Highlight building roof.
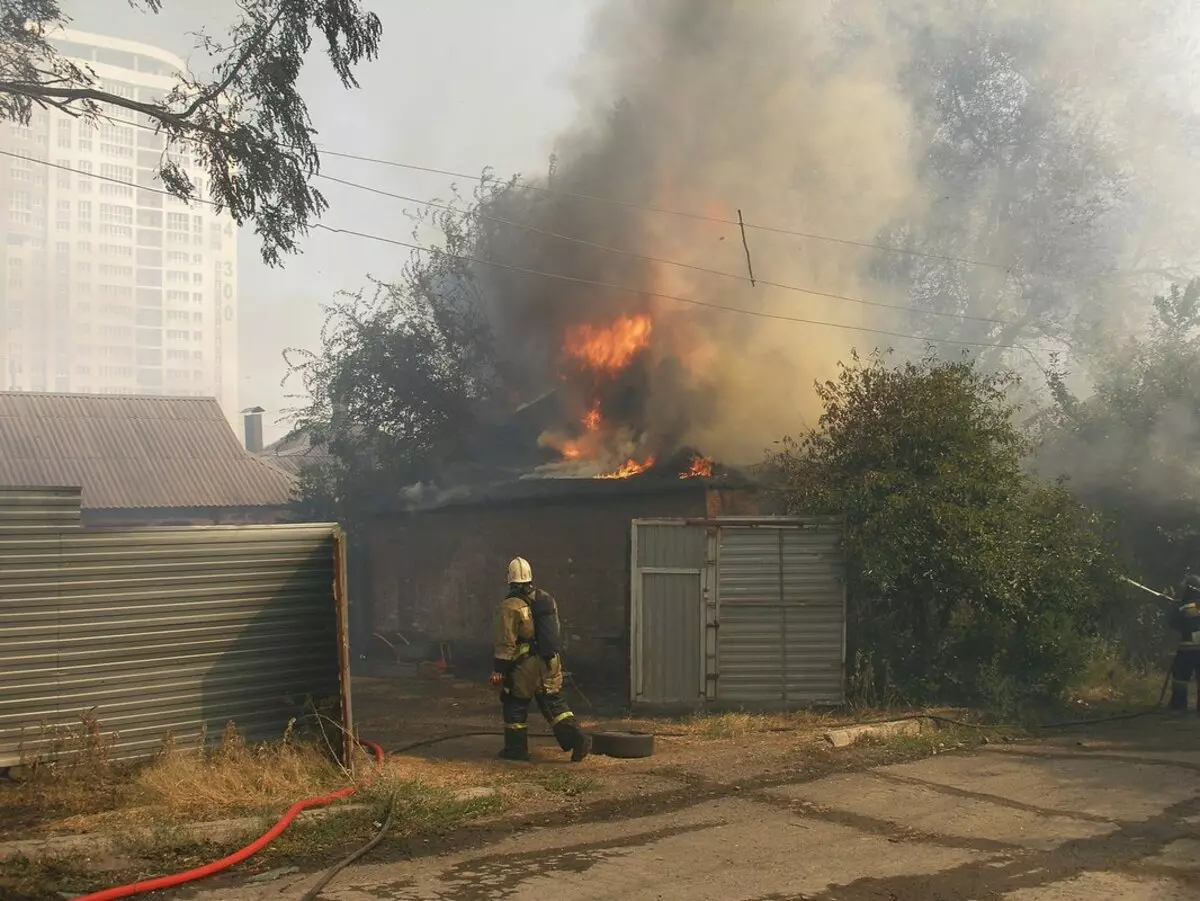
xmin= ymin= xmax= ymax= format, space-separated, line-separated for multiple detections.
xmin=259 ymin=429 xmax=338 ymax=477
xmin=0 ymin=392 xmax=296 ymax=510
xmin=396 ymin=469 xmax=760 ymax=513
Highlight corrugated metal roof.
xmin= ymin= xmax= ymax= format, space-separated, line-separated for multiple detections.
xmin=259 ymin=429 xmax=336 ymax=476
xmin=0 ymin=392 xmax=296 ymax=510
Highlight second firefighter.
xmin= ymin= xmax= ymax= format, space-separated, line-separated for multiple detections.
xmin=1169 ymin=574 xmax=1200 ymax=712
xmin=490 ymin=556 xmax=591 ymax=762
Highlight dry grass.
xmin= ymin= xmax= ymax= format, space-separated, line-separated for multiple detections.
xmin=1 ymin=779 xmax=507 ymax=901
xmin=4 ymin=718 xmax=351 ymax=837
xmin=128 ymin=723 xmax=346 ymax=821
xmin=650 ymin=710 xmax=837 ymax=740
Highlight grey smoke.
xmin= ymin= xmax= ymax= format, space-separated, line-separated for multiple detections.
xmin=458 ymin=0 xmax=1200 ymax=472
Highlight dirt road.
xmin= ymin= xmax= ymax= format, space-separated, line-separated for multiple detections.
xmin=184 ymin=714 xmax=1200 ymax=901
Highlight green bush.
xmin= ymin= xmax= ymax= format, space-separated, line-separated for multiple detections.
xmin=768 ymin=350 xmax=1122 ymax=712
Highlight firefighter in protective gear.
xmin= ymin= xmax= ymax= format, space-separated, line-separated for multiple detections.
xmin=1169 ymin=574 xmax=1200 ymax=711
xmin=490 ymin=557 xmax=591 ymax=762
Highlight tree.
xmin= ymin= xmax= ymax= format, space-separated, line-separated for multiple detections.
xmin=843 ymin=0 xmax=1200 ymax=374
xmin=867 ymin=8 xmax=1129 ymax=358
xmin=0 ymin=1 xmax=382 ymax=265
xmin=767 ymin=350 xmax=1120 ymax=710
xmin=1041 ymin=279 xmax=1200 ymax=660
xmin=282 ymin=177 xmax=510 ymax=523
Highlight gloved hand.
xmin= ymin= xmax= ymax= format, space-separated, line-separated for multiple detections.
xmin=488 ymin=671 xmax=505 ymax=689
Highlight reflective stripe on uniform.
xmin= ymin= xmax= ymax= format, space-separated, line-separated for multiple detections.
xmin=505 ymin=722 xmax=528 ymax=730
xmin=551 ymin=711 xmax=574 ymax=725
xmin=517 ymin=643 xmax=531 ymax=657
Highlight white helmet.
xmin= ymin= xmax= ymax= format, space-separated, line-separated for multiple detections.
xmin=506 ymin=557 xmax=533 ymax=584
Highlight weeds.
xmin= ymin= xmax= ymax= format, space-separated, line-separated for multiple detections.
xmin=3 ymin=715 xmax=347 ymax=839
xmin=851 ymin=721 xmax=1004 ymax=762
xmin=19 ymin=706 xmax=117 ymax=778
xmin=0 ymin=854 xmax=102 ymax=901
xmin=1070 ymin=651 xmax=1167 ymax=708
xmin=523 ymin=770 xmax=599 ymax=797
xmin=258 ymin=778 xmax=506 ymax=863
xmin=133 ymin=721 xmax=345 ymax=820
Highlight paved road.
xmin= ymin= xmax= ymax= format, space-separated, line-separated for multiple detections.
xmin=191 ymin=716 xmax=1200 ymax=901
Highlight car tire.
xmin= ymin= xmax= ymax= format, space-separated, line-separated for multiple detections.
xmin=589 ymin=730 xmax=655 ymax=759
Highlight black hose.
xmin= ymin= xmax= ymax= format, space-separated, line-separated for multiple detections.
xmin=297 ymin=792 xmax=397 ymax=901
xmin=385 ymin=705 xmax=1166 ymax=757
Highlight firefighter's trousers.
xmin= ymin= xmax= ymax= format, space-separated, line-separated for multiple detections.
xmin=500 ymin=654 xmax=589 ymax=761
xmin=1169 ymin=646 xmax=1200 ymax=711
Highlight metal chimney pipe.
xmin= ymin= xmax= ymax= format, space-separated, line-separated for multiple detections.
xmin=242 ymin=405 xmax=265 ymax=453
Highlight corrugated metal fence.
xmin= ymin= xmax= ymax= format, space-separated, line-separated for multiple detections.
xmin=716 ymin=525 xmax=845 ymax=705
xmin=631 ymin=516 xmax=845 ymax=710
xmin=0 ymin=486 xmax=82 ymax=533
xmin=0 ymin=488 xmax=352 ymax=767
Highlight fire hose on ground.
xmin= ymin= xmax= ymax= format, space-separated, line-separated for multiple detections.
xmin=74 ymin=608 xmax=1180 ymax=901
xmin=71 ymin=739 xmax=387 ymax=901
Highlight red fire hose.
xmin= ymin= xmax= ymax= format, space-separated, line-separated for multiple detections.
xmin=72 ymin=739 xmax=386 ymax=901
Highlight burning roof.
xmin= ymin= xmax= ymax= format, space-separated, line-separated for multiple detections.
xmin=523 ymin=308 xmax=720 ymax=481
xmin=398 ymin=464 xmax=758 ymax=513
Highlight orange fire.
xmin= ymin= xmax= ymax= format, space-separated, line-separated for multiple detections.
xmin=679 ymin=455 xmax=713 ymax=479
xmin=556 ymin=402 xmax=604 ymax=461
xmin=582 ymin=403 xmax=602 ymax=432
xmin=544 ymin=312 xmax=660 ymax=478
xmin=596 ymin=456 xmax=656 ymax=480
xmin=564 ymin=313 xmax=653 ymax=374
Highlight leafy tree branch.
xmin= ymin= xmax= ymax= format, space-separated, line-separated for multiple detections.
xmin=0 ymin=0 xmax=382 ymax=264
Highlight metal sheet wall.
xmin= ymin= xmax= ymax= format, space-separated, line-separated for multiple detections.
xmin=0 ymin=521 xmax=348 ymax=767
xmin=636 ymin=522 xmax=705 ymax=570
xmin=637 ymin=572 xmax=703 ymax=704
xmin=716 ymin=523 xmax=845 ymax=705
xmin=631 ymin=517 xmax=845 ymax=709
xmin=0 ymin=487 xmax=82 ymax=533
xmin=630 ymin=522 xmax=706 ymax=705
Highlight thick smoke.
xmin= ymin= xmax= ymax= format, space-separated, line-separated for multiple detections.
xmin=468 ymin=0 xmax=1200 ymax=472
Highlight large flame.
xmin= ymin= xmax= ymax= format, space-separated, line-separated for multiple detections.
xmin=539 ymin=312 xmax=662 ymax=479
xmin=564 ymin=314 xmax=653 ymax=374
xmin=544 ymin=292 xmax=720 ymax=482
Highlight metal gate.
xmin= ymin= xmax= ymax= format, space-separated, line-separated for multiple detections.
xmin=630 ymin=517 xmax=845 ymax=709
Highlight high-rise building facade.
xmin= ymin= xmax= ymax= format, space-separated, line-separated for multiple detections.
xmin=0 ymin=29 xmax=238 ymax=416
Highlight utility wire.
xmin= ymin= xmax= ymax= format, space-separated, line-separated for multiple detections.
xmin=316 ymin=147 xmax=1008 ymax=272
xmin=316 ymin=172 xmax=1014 ymax=326
xmin=77 ymin=112 xmax=1009 ymax=272
xmin=314 ymin=222 xmax=1037 ymax=355
xmin=0 ymin=149 xmax=1038 ymax=356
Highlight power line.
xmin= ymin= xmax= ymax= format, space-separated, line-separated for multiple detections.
xmin=312 ymin=223 xmax=1035 ymax=354
xmin=0 ymin=148 xmax=206 ymax=202
xmin=79 ymin=112 xmax=1009 ymax=273
xmin=1 ymin=149 xmax=1037 ymax=358
xmin=316 ymin=148 xmax=1008 ymax=272
xmin=316 ymin=173 xmax=1013 ymax=326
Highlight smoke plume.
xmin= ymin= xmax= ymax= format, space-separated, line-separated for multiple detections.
xmin=465 ymin=0 xmax=1200 ymax=474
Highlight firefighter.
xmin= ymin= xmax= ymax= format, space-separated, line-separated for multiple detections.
xmin=1169 ymin=574 xmax=1200 ymax=711
xmin=490 ymin=557 xmax=591 ymax=762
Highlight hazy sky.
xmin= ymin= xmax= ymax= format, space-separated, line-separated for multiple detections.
xmin=63 ymin=1 xmax=597 ymax=443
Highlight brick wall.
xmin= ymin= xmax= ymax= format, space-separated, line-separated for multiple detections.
xmin=364 ymin=485 xmax=717 ymax=696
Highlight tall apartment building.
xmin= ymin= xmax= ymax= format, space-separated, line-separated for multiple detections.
xmin=0 ymin=29 xmax=238 ymax=417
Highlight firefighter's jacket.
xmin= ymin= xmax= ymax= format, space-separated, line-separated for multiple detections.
xmin=1173 ymin=601 xmax=1200 ymax=649
xmin=492 ymin=589 xmax=566 ymax=698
